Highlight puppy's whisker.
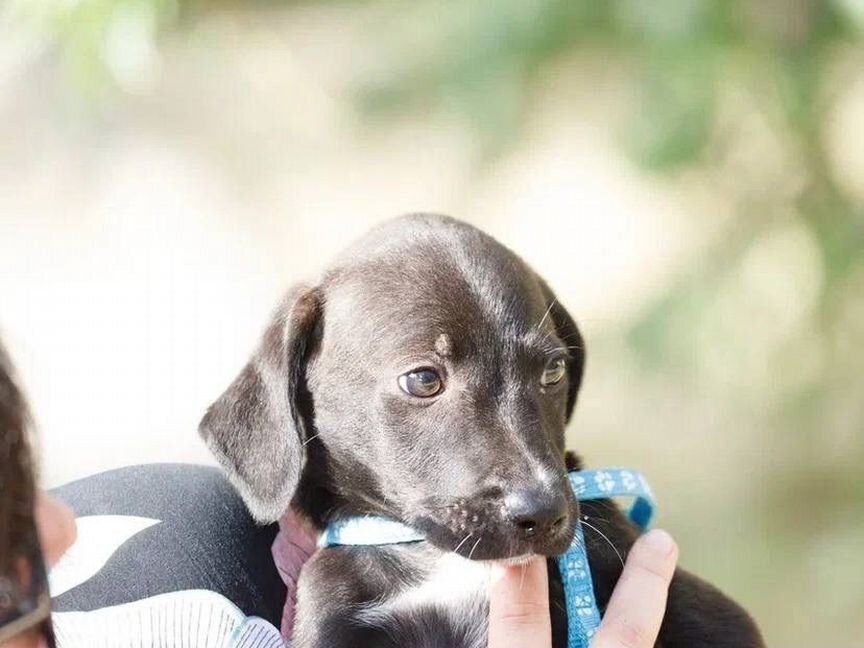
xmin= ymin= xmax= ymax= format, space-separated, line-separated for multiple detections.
xmin=593 ymin=500 xmax=619 ymax=516
xmin=519 ymin=562 xmax=527 ymax=592
xmin=553 ymin=345 xmax=583 ymax=352
xmin=301 ymin=433 xmax=321 ymax=447
xmin=545 ymin=345 xmax=582 ymax=355
xmin=558 ymin=331 xmax=583 ymax=343
xmin=537 ymin=299 xmax=557 ymax=331
xmin=452 ymin=532 xmax=473 ymax=555
xmin=467 ymin=536 xmax=483 ymax=561
xmin=580 ymin=519 xmax=624 ymax=570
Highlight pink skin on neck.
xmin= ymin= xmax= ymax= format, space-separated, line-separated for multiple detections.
xmin=270 ymin=509 xmax=318 ymax=640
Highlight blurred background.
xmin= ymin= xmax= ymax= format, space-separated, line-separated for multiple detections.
xmin=1 ymin=1 xmax=862 ymax=645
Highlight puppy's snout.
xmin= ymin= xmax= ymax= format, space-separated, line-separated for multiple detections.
xmin=504 ymin=488 xmax=569 ymax=539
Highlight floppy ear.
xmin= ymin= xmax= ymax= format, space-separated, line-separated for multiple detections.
xmin=537 ymin=278 xmax=585 ymax=422
xmin=199 ymin=285 xmax=321 ymax=523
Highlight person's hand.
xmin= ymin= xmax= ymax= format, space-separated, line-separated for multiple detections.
xmin=2 ymin=495 xmax=76 ymax=648
xmin=487 ymin=529 xmax=679 ymax=648
xmin=34 ymin=495 xmax=77 ymax=568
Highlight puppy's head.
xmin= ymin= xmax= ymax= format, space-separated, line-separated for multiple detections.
xmin=200 ymin=214 xmax=585 ymax=560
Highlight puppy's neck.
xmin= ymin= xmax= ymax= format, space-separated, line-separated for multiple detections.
xmin=294 ymin=450 xmax=398 ymax=529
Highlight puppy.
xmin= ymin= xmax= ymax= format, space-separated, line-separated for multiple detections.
xmin=200 ymin=214 xmax=763 ymax=648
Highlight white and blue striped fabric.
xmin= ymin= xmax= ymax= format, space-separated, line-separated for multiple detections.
xmin=49 ymin=515 xmax=287 ymax=648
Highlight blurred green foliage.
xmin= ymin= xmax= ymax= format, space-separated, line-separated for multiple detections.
xmin=17 ymin=0 xmax=859 ymax=291
xmin=4 ymin=0 xmax=180 ymax=95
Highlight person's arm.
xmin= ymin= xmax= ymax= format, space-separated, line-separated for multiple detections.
xmin=488 ymin=529 xmax=678 ymax=648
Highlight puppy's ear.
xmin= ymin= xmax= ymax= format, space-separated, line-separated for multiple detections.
xmin=564 ymin=451 xmax=583 ymax=471
xmin=199 ymin=285 xmax=321 ymax=523
xmin=537 ymin=278 xmax=585 ymax=421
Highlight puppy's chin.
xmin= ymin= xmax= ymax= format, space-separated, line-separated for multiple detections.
xmin=485 ymin=554 xmax=536 ymax=566
xmin=415 ymin=518 xmax=575 ymax=561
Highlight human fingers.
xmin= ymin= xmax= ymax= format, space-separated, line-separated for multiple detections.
xmin=591 ymin=529 xmax=678 ymax=648
xmin=35 ymin=494 xmax=76 ymax=566
xmin=0 ymin=628 xmax=48 ymax=648
xmin=488 ymin=557 xmax=552 ymax=648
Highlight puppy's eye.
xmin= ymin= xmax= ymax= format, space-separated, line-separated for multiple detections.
xmin=398 ymin=368 xmax=443 ymax=398
xmin=541 ymin=357 xmax=567 ymax=387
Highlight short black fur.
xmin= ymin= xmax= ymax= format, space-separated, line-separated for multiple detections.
xmin=200 ymin=214 xmax=764 ymax=648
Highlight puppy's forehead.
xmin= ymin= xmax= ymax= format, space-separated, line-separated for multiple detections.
xmin=328 ymin=267 xmax=502 ymax=338
xmin=322 ymin=224 xmax=552 ymax=358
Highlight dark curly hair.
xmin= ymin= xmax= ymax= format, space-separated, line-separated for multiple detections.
xmin=0 ymin=340 xmax=37 ymax=579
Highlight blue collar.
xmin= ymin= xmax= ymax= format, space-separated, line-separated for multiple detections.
xmin=320 ymin=468 xmax=655 ymax=648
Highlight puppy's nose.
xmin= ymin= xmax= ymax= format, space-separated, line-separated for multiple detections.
xmin=504 ymin=488 xmax=569 ymax=538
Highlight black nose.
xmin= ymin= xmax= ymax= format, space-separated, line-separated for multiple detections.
xmin=504 ymin=488 xmax=569 ymax=538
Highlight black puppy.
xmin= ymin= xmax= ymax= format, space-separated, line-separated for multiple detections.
xmin=200 ymin=214 xmax=763 ymax=648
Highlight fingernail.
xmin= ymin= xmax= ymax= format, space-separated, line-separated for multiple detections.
xmin=642 ymin=529 xmax=675 ymax=555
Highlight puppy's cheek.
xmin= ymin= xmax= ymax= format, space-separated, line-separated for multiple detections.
xmin=443 ymin=499 xmax=486 ymax=535
xmin=419 ymin=523 xmax=512 ymax=560
xmin=412 ymin=507 xmax=524 ymax=560
xmin=411 ymin=501 xmax=497 ymax=550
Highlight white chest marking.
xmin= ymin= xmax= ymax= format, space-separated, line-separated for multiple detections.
xmin=355 ymin=552 xmax=491 ymax=643
xmin=389 ymin=553 xmax=491 ymax=611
